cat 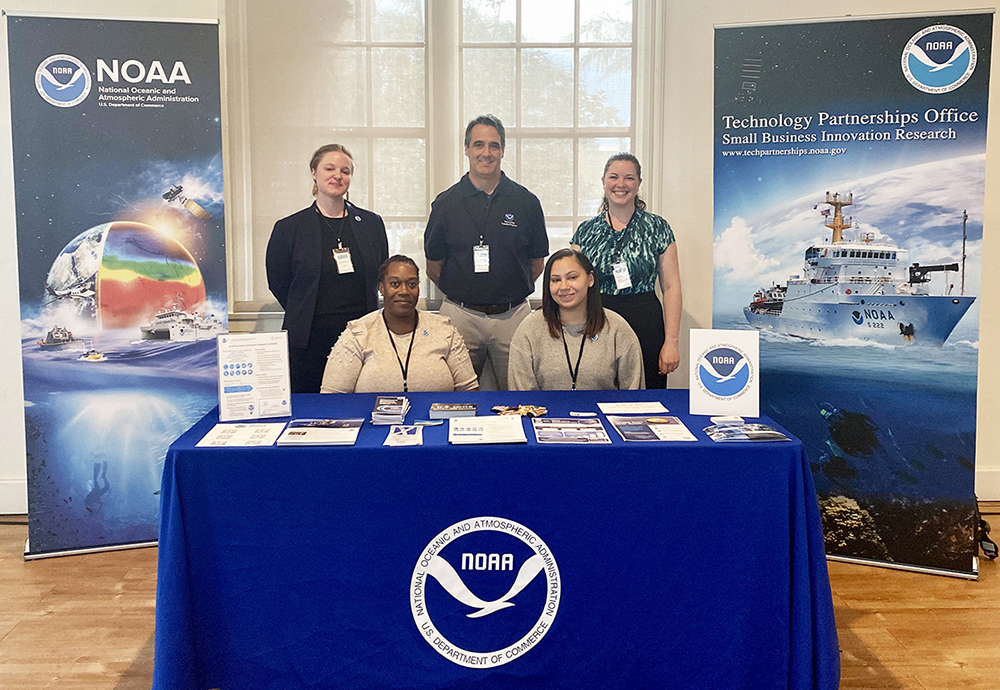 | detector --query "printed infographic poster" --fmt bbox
[713,14,990,575]
[8,16,227,555]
